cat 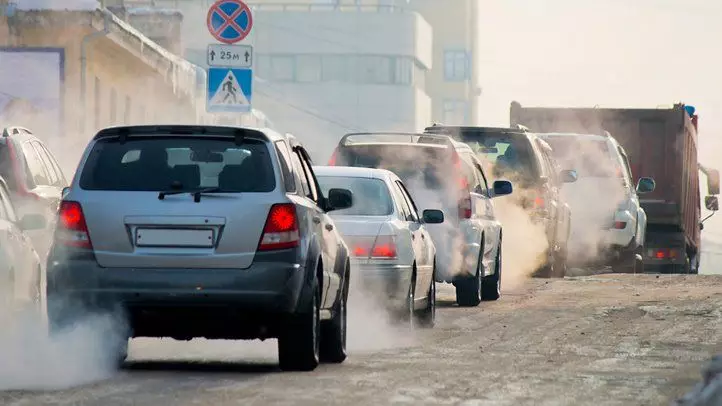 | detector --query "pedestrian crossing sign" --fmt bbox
[206,67,252,113]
